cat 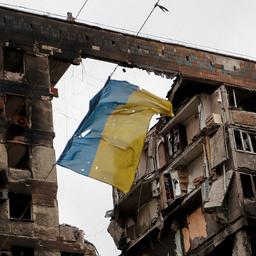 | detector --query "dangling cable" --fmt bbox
[75,0,90,19]
[107,0,168,80]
